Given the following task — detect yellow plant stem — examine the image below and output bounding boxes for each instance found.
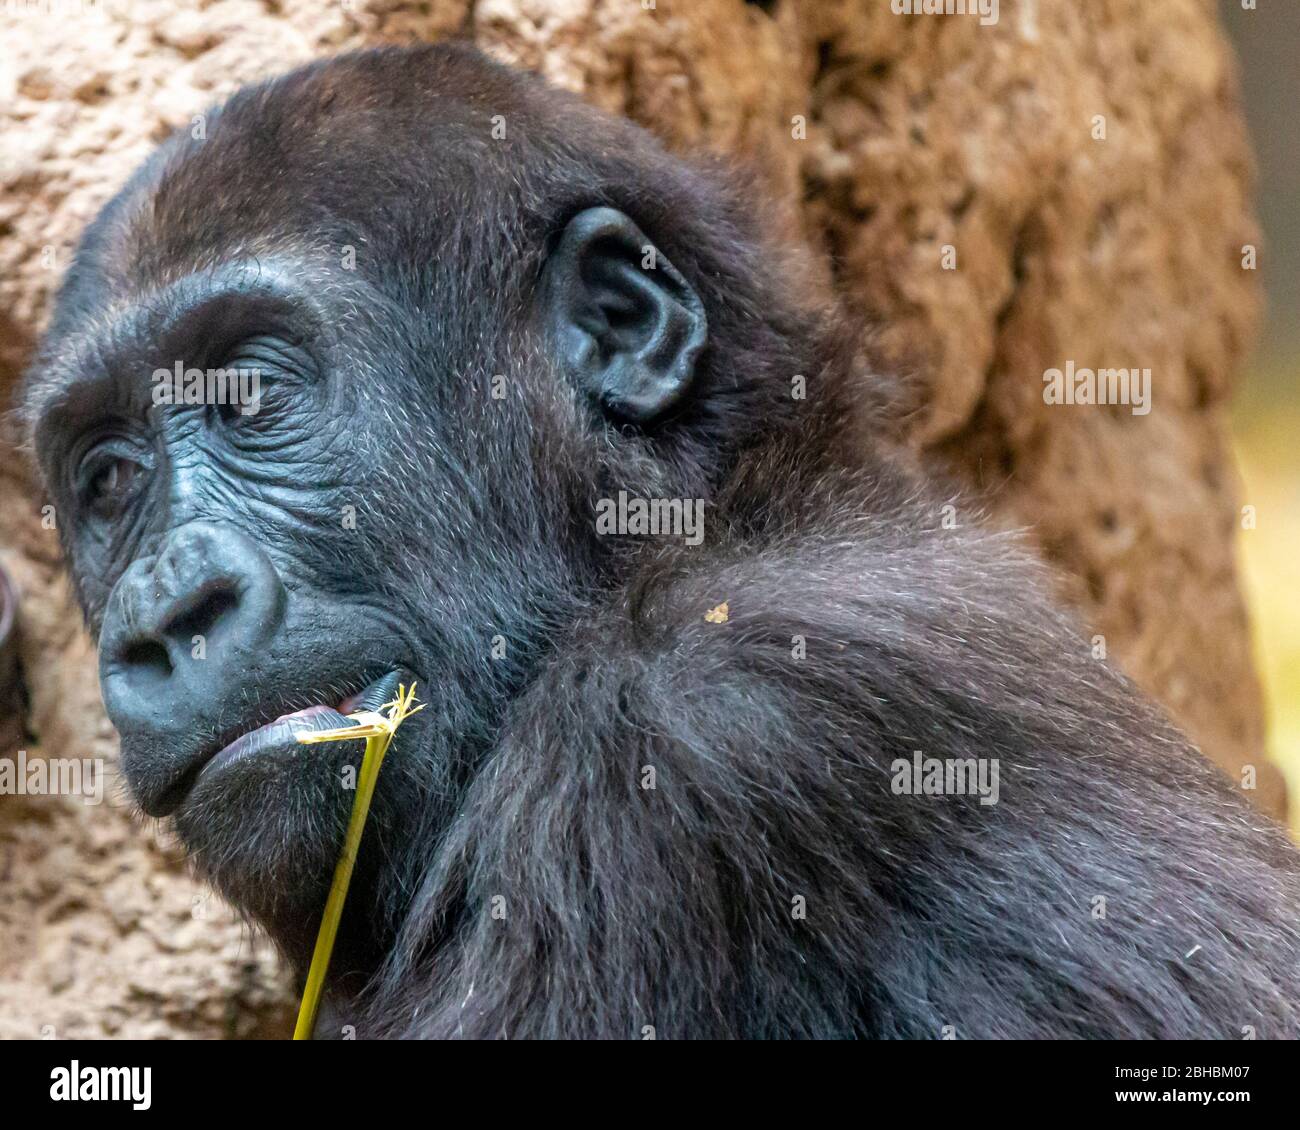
[292,730,390,1039]
[291,683,423,1040]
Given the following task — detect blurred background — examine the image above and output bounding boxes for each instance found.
[1221,1,1300,831]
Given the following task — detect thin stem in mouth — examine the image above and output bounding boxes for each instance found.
[291,683,424,1041]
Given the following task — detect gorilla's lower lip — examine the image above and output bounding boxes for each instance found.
[176,670,405,801]
[197,704,355,784]
[150,671,411,816]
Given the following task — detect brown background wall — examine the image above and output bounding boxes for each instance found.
[0,0,1272,1037]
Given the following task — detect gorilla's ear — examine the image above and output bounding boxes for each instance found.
[541,206,707,422]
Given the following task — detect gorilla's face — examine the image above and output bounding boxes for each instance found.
[26,262,454,948]
[28,255,590,954]
[21,67,710,962]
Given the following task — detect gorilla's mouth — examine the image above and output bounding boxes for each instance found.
[195,703,356,785]
[154,670,408,816]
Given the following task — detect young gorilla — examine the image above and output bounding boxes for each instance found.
[19,44,1300,1039]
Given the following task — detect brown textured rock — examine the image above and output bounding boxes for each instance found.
[0,0,1271,1038]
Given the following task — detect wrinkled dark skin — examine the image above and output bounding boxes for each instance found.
[19,44,1300,1038]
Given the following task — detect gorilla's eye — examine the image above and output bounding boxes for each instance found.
[208,334,309,427]
[77,445,144,518]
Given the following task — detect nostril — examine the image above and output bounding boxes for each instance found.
[167,587,239,642]
[121,638,173,681]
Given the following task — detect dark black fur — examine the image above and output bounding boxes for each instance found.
[19,43,1300,1038]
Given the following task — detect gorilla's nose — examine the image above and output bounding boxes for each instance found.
[99,522,287,813]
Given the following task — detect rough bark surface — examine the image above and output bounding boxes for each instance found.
[0,0,1269,1037]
